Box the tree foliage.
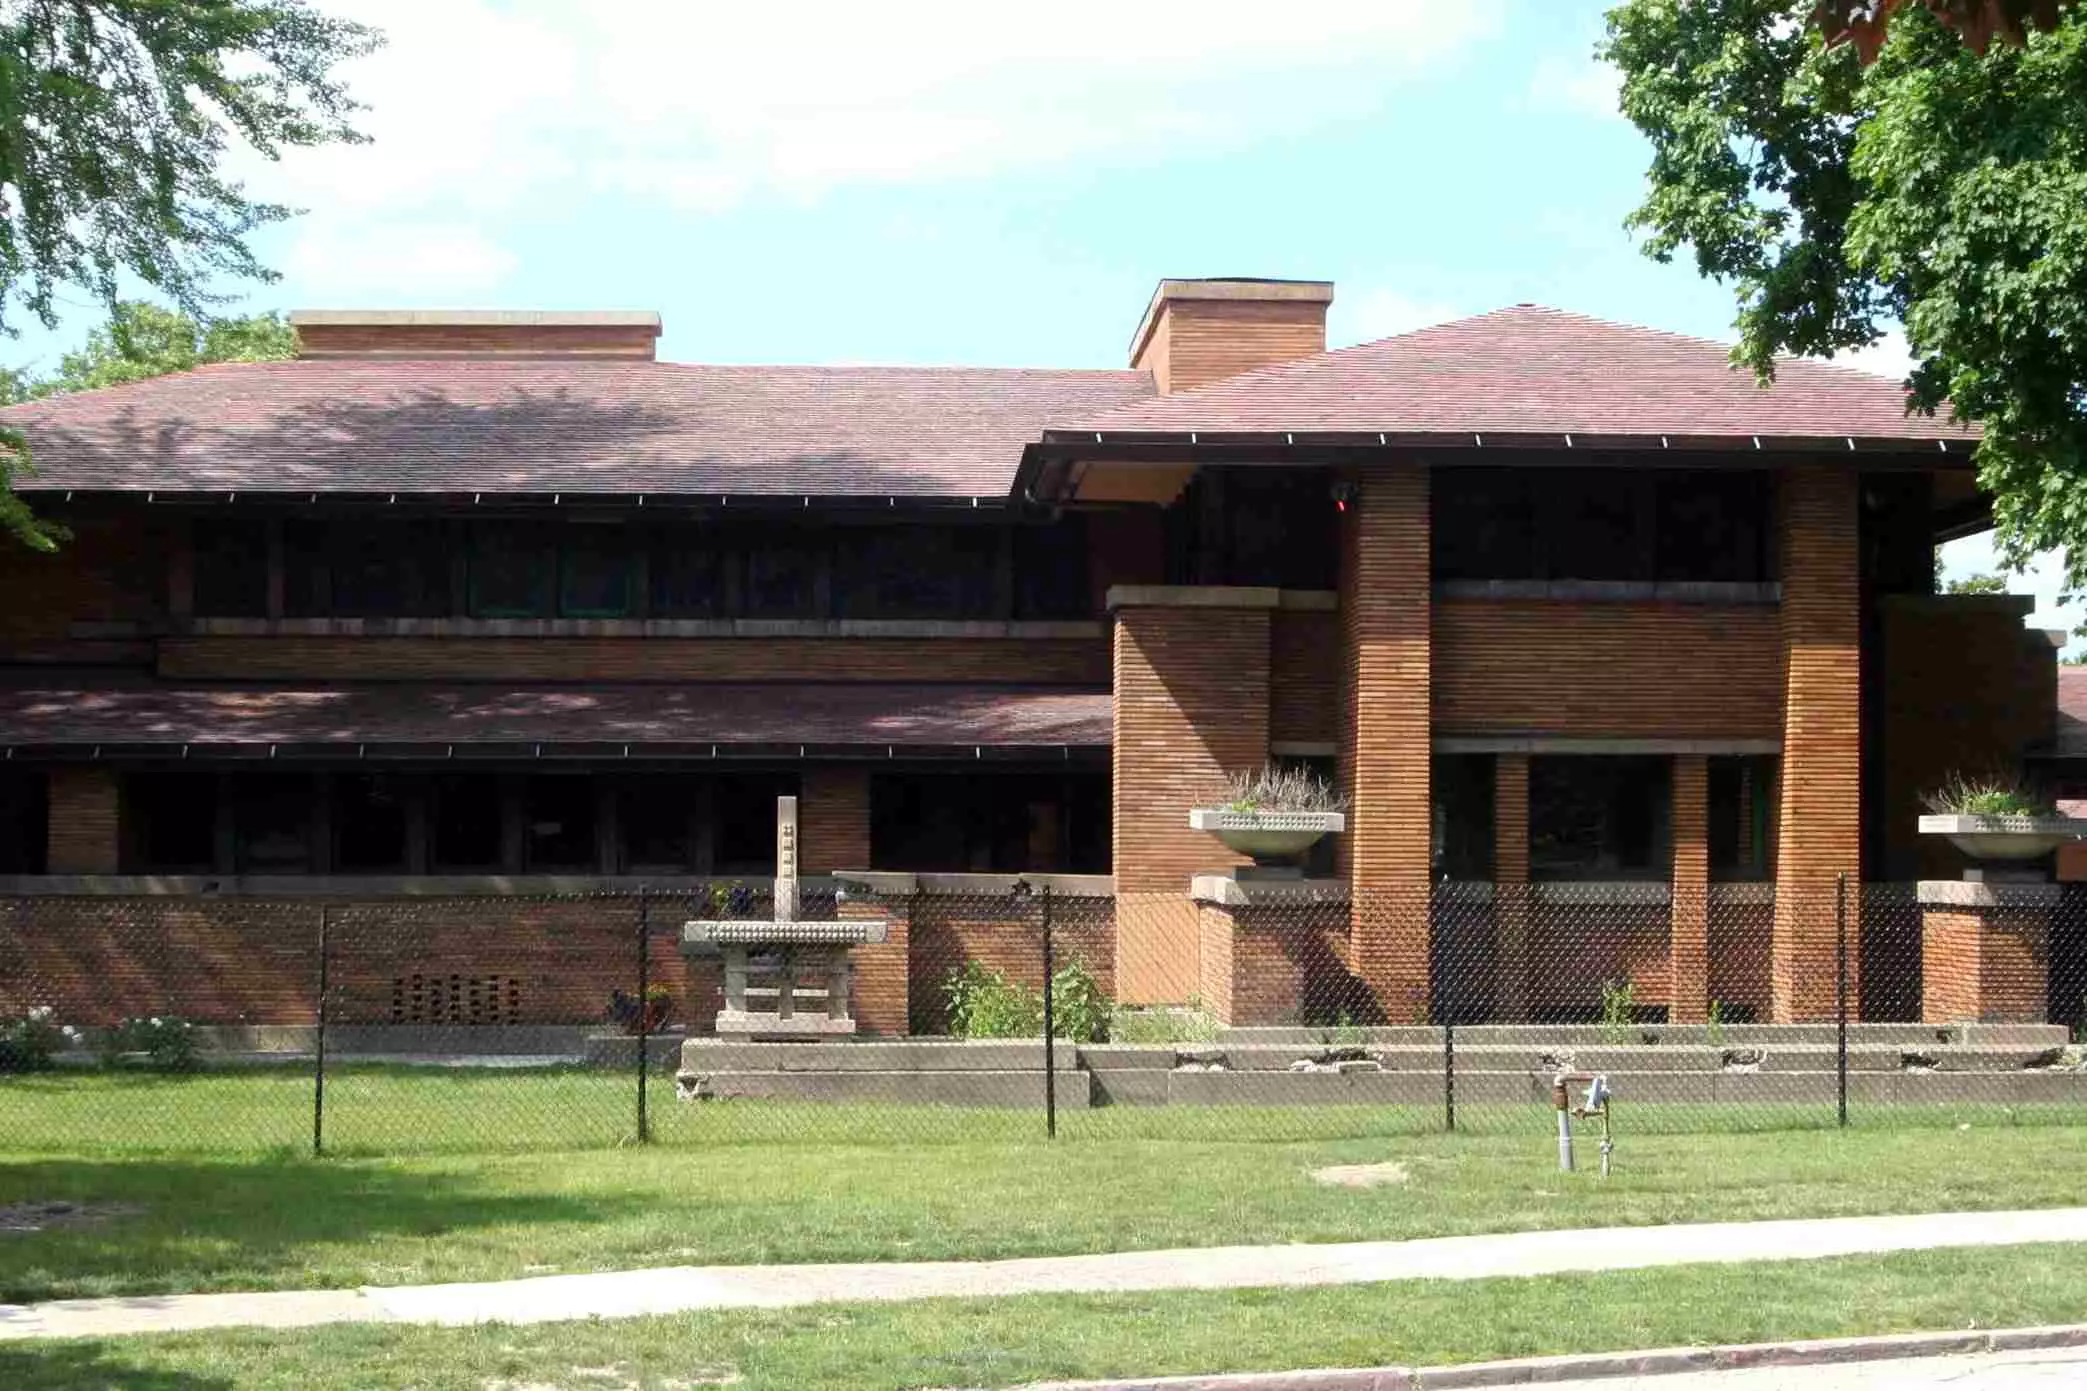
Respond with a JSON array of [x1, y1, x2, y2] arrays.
[[1944, 571, 2011, 593], [1817, 1, 2074, 60], [1605, 3, 2087, 590]]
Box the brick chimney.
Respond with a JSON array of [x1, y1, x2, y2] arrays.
[[289, 310, 661, 360], [1128, 278, 1332, 394]]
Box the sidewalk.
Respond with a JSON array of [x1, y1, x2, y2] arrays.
[[4, 1206, 2085, 1342]]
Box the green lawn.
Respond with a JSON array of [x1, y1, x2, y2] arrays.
[[3, 1117, 2085, 1302], [9, 1245, 2087, 1390]]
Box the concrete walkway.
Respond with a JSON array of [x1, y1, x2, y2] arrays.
[[4, 1206, 2085, 1342]]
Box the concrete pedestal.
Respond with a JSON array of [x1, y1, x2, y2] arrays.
[[1917, 881, 2056, 1025]]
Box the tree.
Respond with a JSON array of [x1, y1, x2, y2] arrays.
[[1818, 1, 2074, 60], [1604, 4, 2087, 593], [34, 301, 295, 398], [1945, 571, 2011, 593], [0, 0, 376, 548]]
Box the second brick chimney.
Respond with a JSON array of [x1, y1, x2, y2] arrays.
[[290, 310, 661, 360], [1128, 278, 1332, 394]]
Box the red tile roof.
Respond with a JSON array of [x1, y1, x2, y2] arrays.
[[0, 360, 1153, 498], [0, 683, 1112, 751], [1058, 306, 1977, 445]]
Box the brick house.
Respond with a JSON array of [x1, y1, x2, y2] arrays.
[[0, 283, 2057, 1032]]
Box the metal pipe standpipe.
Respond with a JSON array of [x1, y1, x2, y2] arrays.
[[1551, 1072, 1614, 1177]]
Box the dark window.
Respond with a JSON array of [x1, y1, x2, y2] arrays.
[[871, 772, 1110, 873], [327, 521, 452, 618], [335, 774, 411, 872], [125, 773, 218, 872], [1657, 473, 1773, 583], [743, 537, 818, 619], [1432, 755, 1496, 880], [524, 776, 597, 871], [230, 775, 314, 874], [1215, 470, 1340, 589], [1534, 470, 1649, 581], [1529, 756, 1671, 881], [715, 775, 793, 874], [0, 771, 46, 874], [650, 534, 729, 618], [1432, 468, 1774, 584], [469, 524, 557, 618], [1709, 755, 1777, 881], [431, 775, 503, 870], [1014, 516, 1094, 619], [1433, 469, 1538, 581], [835, 526, 1000, 620], [619, 775, 703, 872], [193, 520, 270, 618], [559, 528, 636, 618]]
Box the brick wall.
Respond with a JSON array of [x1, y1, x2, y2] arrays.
[[159, 635, 1110, 685], [0, 511, 165, 666], [295, 323, 657, 359], [1522, 900, 1673, 1021], [1710, 896, 1774, 1021], [842, 892, 909, 1036], [1922, 903, 2051, 1024], [1433, 601, 1782, 739], [1340, 467, 1432, 1019], [799, 768, 870, 875], [1270, 608, 1340, 746], [1671, 758, 1710, 1023], [1193, 899, 1354, 1026], [905, 893, 1114, 1034], [46, 767, 119, 874], [1134, 299, 1327, 394], [1774, 468, 1863, 1020]]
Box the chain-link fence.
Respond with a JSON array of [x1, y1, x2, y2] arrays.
[[1, 880, 2081, 1155]]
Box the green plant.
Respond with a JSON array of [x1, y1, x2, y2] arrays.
[[99, 1016, 200, 1073], [1923, 771, 2055, 818], [0, 1006, 77, 1073], [1111, 999, 1221, 1045], [943, 962, 1043, 1039], [1706, 998, 1727, 1048], [1331, 1010, 1366, 1048], [1220, 763, 1349, 814], [1599, 980, 1637, 1045], [1050, 958, 1112, 1044]]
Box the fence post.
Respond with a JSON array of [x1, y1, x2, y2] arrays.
[[636, 884, 652, 1145], [1441, 888, 1456, 1132], [1041, 884, 1057, 1140], [1836, 873, 1849, 1129], [313, 903, 330, 1158]]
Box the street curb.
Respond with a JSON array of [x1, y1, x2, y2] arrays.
[[1017, 1322, 2087, 1389]]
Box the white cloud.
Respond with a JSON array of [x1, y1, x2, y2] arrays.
[[1525, 52, 1620, 119], [244, 0, 1505, 220], [1330, 287, 1463, 346], [284, 223, 520, 298]]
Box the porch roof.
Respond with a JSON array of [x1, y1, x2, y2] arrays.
[[0, 682, 1113, 757]]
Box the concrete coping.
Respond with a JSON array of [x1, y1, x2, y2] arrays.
[[1916, 879, 2064, 908], [0, 874, 829, 898], [1105, 585, 1337, 613], [1436, 579, 1781, 605], [833, 871, 1116, 899], [186, 617, 1106, 641], [290, 309, 661, 328], [1129, 277, 1333, 359], [1710, 881, 1777, 905], [1534, 881, 1673, 906], [1190, 874, 1350, 907], [683, 919, 887, 946]]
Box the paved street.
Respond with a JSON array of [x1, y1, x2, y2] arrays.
[[1528, 1346, 2087, 1390]]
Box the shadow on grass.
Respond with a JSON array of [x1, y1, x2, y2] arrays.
[[0, 1156, 649, 1304], [0, 1343, 231, 1390]]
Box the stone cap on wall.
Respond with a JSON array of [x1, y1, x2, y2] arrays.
[[1105, 586, 1337, 612], [834, 871, 1116, 899], [1915, 879, 2064, 908]]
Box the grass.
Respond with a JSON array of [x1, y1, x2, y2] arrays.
[[4, 1111, 2087, 1302], [7, 1245, 2087, 1389]]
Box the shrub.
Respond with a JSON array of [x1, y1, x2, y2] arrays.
[[943, 959, 1115, 1042], [1051, 959, 1111, 1044], [100, 1016, 201, 1073], [0, 1007, 78, 1073], [1111, 999, 1221, 1044], [1599, 980, 1637, 1045], [1924, 771, 2054, 818], [1221, 764, 1348, 814]]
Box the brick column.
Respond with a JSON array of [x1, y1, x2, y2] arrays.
[[1773, 468, 1862, 1021], [1670, 755, 1710, 1023], [1493, 754, 1530, 1022], [47, 766, 120, 873], [843, 887, 910, 1036], [799, 767, 871, 876], [1919, 884, 2053, 1024], [1110, 587, 1273, 1003], [1340, 467, 1432, 1022]]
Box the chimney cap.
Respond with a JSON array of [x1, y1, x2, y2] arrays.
[[288, 309, 660, 329], [1129, 278, 1333, 361]]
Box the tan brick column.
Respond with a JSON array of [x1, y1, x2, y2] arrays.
[[1339, 467, 1432, 1021], [1772, 468, 1862, 1021], [1110, 587, 1273, 1003], [47, 767, 120, 873], [799, 767, 871, 876], [1919, 887, 2052, 1025], [1493, 754, 1530, 1022], [1670, 755, 1710, 1023]]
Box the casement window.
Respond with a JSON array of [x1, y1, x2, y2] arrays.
[[0, 771, 45, 874], [618, 774, 704, 872], [1432, 468, 1775, 585], [869, 772, 1110, 874], [430, 775, 504, 871], [192, 519, 271, 618], [1708, 755, 1778, 881], [229, 774, 316, 874], [558, 527, 636, 618], [468, 523, 558, 618], [122, 773, 219, 873], [649, 535, 730, 618], [742, 535, 820, 619], [833, 525, 1000, 620], [523, 775, 597, 871], [1528, 755, 1672, 881], [334, 773, 412, 872], [1013, 514, 1094, 620]]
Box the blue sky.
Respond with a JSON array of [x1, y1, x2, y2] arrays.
[[8, 0, 2064, 641]]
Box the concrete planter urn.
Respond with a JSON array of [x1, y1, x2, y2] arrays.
[[1189, 809, 1345, 865], [1917, 813, 2087, 864]]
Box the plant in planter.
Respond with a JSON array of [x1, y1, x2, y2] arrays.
[[1918, 772, 2086, 868], [1189, 764, 1348, 868], [606, 985, 679, 1035]]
